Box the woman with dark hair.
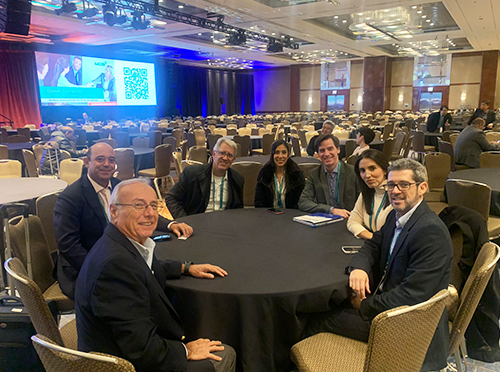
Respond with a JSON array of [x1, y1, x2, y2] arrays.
[[254, 140, 305, 209], [347, 149, 392, 240]]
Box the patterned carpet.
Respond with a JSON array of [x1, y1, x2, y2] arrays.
[[446, 356, 500, 372]]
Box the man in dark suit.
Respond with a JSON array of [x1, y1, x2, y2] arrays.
[[76, 179, 236, 372], [165, 138, 244, 218], [306, 158, 452, 371], [54, 143, 193, 299], [65, 56, 82, 86], [454, 117, 500, 168], [298, 134, 360, 218], [306, 120, 335, 157], [426, 105, 453, 132], [468, 99, 496, 129]]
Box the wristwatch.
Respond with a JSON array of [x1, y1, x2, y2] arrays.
[[183, 261, 194, 275], [345, 266, 354, 275]]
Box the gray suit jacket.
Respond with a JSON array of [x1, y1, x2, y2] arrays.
[[298, 161, 359, 213], [454, 125, 500, 168]]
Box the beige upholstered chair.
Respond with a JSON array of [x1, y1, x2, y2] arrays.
[[213, 128, 227, 137], [138, 144, 173, 179], [485, 132, 500, 142], [290, 135, 307, 157], [345, 154, 358, 166], [304, 131, 319, 148], [233, 135, 250, 157], [148, 131, 162, 148], [238, 127, 252, 136], [132, 136, 149, 148], [7, 217, 74, 312], [36, 192, 60, 256], [479, 151, 500, 168], [0, 144, 8, 159], [172, 128, 184, 148], [344, 140, 356, 159], [114, 148, 135, 180], [22, 149, 39, 177], [59, 158, 84, 186], [381, 137, 395, 161], [449, 242, 500, 371], [446, 179, 500, 239], [193, 130, 206, 146], [0, 159, 22, 178], [231, 162, 263, 207], [252, 133, 274, 156], [449, 133, 460, 149], [32, 144, 44, 168], [25, 124, 37, 130], [424, 152, 450, 203], [187, 146, 208, 164], [291, 289, 449, 372], [381, 123, 394, 140], [32, 334, 135, 372], [298, 163, 320, 180], [390, 131, 407, 160], [4, 258, 76, 349]]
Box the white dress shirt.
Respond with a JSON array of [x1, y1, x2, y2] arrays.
[[87, 174, 112, 221]]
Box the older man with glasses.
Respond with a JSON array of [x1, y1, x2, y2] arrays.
[[305, 158, 452, 372], [54, 142, 192, 299], [165, 137, 244, 218]]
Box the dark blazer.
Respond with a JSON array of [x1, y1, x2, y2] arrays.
[[76, 224, 213, 372], [298, 161, 359, 213], [254, 161, 305, 209], [306, 134, 320, 156], [467, 109, 496, 126], [426, 111, 452, 132], [454, 125, 500, 168], [165, 162, 244, 219], [65, 67, 82, 86], [349, 201, 452, 371], [54, 175, 171, 299]]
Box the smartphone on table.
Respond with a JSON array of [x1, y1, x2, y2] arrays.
[[342, 246, 362, 254]]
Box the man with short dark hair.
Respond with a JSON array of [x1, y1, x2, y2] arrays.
[[298, 133, 359, 218], [65, 56, 82, 85], [76, 179, 236, 372], [468, 100, 496, 129], [305, 158, 452, 371], [165, 138, 244, 218], [306, 120, 335, 156], [427, 105, 453, 132], [352, 127, 375, 156], [455, 117, 500, 168]]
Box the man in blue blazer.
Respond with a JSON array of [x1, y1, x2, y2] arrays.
[[76, 179, 235, 372], [54, 142, 193, 299], [306, 158, 452, 371]]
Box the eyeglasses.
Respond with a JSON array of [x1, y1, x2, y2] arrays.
[[386, 182, 420, 191], [114, 202, 162, 212], [94, 156, 116, 164], [215, 150, 235, 160]]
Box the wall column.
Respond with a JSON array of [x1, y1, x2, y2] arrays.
[[290, 65, 300, 112], [479, 50, 498, 105], [363, 56, 392, 112]]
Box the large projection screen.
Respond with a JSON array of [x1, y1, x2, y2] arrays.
[[35, 52, 157, 107]]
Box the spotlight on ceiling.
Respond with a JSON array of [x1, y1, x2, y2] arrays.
[[55, 0, 77, 15], [267, 40, 283, 53], [102, 4, 116, 26], [115, 10, 128, 25], [132, 11, 150, 30], [228, 30, 247, 46], [77, 0, 98, 19]]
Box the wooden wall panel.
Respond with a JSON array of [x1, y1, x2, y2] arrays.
[[479, 50, 498, 105]]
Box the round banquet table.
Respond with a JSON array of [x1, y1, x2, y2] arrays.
[[156, 208, 359, 372], [0, 178, 67, 204], [234, 155, 320, 166], [448, 168, 500, 216]]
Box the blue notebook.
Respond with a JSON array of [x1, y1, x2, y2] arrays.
[[293, 213, 344, 227]]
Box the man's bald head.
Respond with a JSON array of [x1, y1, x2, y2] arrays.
[[84, 143, 116, 187]]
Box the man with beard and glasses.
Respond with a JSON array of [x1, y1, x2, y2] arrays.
[[305, 158, 452, 372]]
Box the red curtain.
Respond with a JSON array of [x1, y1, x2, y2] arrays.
[[0, 50, 42, 128]]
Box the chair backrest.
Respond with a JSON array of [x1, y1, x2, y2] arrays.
[[238, 127, 252, 136], [207, 134, 222, 151], [74, 128, 87, 147], [344, 139, 356, 159], [438, 140, 456, 172], [0, 159, 22, 178], [259, 133, 274, 156], [213, 128, 227, 136], [114, 148, 135, 180], [162, 136, 176, 150], [449, 243, 500, 355], [479, 151, 500, 168], [35, 192, 60, 255], [226, 128, 237, 135], [7, 134, 28, 143], [381, 137, 395, 161], [231, 162, 263, 206], [442, 130, 457, 143], [298, 129, 308, 149], [304, 131, 319, 148], [290, 135, 302, 157], [449, 133, 460, 149], [153, 144, 173, 177], [0, 144, 8, 159], [297, 163, 320, 180], [148, 131, 162, 148], [172, 128, 184, 148], [59, 158, 84, 185], [0, 127, 8, 142], [381, 123, 394, 140], [424, 152, 450, 191], [32, 334, 136, 372], [4, 258, 64, 347], [346, 154, 358, 165], [17, 127, 31, 141], [132, 137, 149, 148], [412, 131, 425, 152], [193, 129, 206, 147], [188, 146, 208, 164], [113, 132, 130, 148], [22, 150, 39, 177], [172, 150, 184, 176], [402, 135, 413, 158], [446, 179, 491, 220], [25, 124, 37, 130], [392, 131, 407, 155], [96, 138, 117, 149], [258, 128, 269, 136], [363, 289, 449, 372], [233, 135, 250, 157], [485, 132, 500, 142]]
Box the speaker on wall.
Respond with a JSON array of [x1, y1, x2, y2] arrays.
[[0, 0, 31, 36]]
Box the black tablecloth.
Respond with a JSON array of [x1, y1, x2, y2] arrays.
[[234, 155, 321, 166], [156, 209, 359, 372], [449, 169, 500, 216]]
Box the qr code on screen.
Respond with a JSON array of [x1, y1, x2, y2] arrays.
[[123, 67, 149, 100]]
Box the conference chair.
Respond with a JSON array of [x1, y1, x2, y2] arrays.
[[17, 127, 31, 142], [345, 154, 358, 166], [258, 128, 270, 136], [73, 128, 88, 148], [424, 152, 450, 202], [226, 128, 237, 135], [2, 125, 12, 130], [6, 134, 27, 143], [22, 149, 39, 178], [252, 133, 274, 156], [213, 128, 227, 136], [32, 334, 136, 372], [233, 135, 250, 157], [298, 163, 320, 180], [59, 158, 84, 186], [390, 131, 407, 160], [0, 144, 7, 159], [162, 136, 176, 150], [82, 124, 94, 131], [479, 151, 500, 168], [442, 130, 457, 143], [0, 159, 22, 178], [485, 132, 500, 142], [24, 124, 37, 130], [381, 137, 395, 162], [188, 146, 208, 164], [0, 127, 8, 143], [238, 127, 252, 136], [187, 131, 196, 148], [231, 162, 262, 207], [449, 133, 460, 149], [138, 144, 173, 179], [446, 179, 500, 239], [291, 289, 449, 372], [207, 133, 222, 151], [148, 130, 162, 148], [381, 123, 394, 140], [448, 242, 500, 372], [6, 215, 74, 312], [251, 128, 259, 136], [344, 139, 356, 159], [113, 132, 130, 148], [96, 138, 117, 149], [304, 131, 319, 149], [290, 135, 305, 157], [410, 131, 430, 162], [5, 258, 77, 351], [298, 129, 308, 149], [36, 192, 60, 257], [132, 136, 149, 148], [114, 148, 135, 180]]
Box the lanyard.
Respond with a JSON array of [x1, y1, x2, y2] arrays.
[[369, 192, 387, 232], [334, 162, 341, 206], [274, 173, 285, 208], [213, 176, 225, 210]]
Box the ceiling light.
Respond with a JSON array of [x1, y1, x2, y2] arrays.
[[198, 32, 202, 35], [102, 4, 116, 26], [178, 5, 184, 9], [342, 19, 347, 23], [422, 15, 426, 18], [55, 0, 77, 15], [430, 23, 434, 26], [271, 32, 275, 35], [131, 11, 149, 30], [417, 10, 422, 13], [412, 6, 417, 9]]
